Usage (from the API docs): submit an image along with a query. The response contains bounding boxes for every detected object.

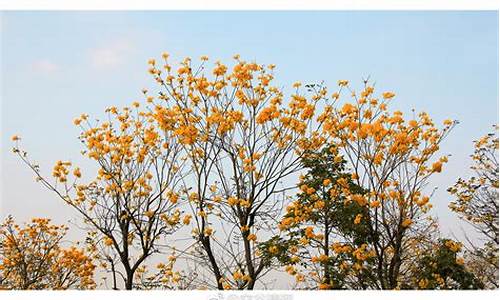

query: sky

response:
[0,11,498,287]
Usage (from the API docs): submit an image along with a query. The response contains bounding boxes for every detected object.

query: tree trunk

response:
[202,236,224,290]
[125,272,133,290]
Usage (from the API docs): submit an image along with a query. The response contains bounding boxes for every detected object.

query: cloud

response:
[89,39,134,70]
[31,59,59,73]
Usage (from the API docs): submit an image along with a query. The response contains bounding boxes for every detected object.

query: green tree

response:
[260,145,378,289]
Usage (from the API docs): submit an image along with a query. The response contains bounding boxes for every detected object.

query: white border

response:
[0,0,499,10]
[0,290,499,300]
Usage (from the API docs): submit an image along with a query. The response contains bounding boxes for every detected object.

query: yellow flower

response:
[338,80,349,87]
[233,271,243,280]
[416,196,429,207]
[419,278,429,289]
[227,196,239,206]
[354,214,363,225]
[306,187,315,195]
[73,168,82,178]
[341,103,356,115]
[318,283,331,289]
[168,192,179,204]
[247,233,257,242]
[285,265,296,275]
[318,254,329,262]
[305,226,315,239]
[445,240,462,252]
[182,215,192,225]
[431,161,442,173]
[104,237,113,247]
[189,192,199,202]
[408,120,418,128]
[382,91,395,99]
[351,194,367,206]
[401,218,412,228]
[314,200,325,209]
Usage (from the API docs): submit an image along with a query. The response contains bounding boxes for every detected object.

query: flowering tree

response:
[13,104,187,290]
[321,82,456,289]
[144,54,328,289]
[448,125,499,288]
[0,216,95,289]
[321,82,457,289]
[408,239,483,289]
[266,82,456,289]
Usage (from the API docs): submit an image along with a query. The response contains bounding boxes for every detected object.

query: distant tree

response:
[0,216,95,290]
[448,125,499,288]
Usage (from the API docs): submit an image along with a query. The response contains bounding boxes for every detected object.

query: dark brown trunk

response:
[202,236,224,290]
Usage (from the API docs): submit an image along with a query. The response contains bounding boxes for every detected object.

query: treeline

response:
[1,53,498,290]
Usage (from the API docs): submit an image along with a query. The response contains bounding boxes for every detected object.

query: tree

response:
[144,54,329,289]
[448,125,499,288]
[13,103,187,290]
[260,145,377,289]
[317,82,456,289]
[406,239,483,290]
[0,216,95,290]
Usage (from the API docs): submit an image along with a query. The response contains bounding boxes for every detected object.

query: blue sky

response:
[1,11,498,241]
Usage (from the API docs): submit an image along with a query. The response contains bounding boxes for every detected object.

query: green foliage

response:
[260,145,382,289]
[296,146,372,244]
[408,239,484,290]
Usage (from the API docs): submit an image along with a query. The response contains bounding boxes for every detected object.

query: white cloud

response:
[31,59,59,73]
[89,39,134,70]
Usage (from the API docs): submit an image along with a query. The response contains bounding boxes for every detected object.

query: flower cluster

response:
[0,217,95,290]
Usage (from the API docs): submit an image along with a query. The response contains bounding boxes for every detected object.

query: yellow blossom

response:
[382,91,395,99]
[401,218,412,228]
[247,233,257,242]
[182,215,192,225]
[354,214,362,225]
